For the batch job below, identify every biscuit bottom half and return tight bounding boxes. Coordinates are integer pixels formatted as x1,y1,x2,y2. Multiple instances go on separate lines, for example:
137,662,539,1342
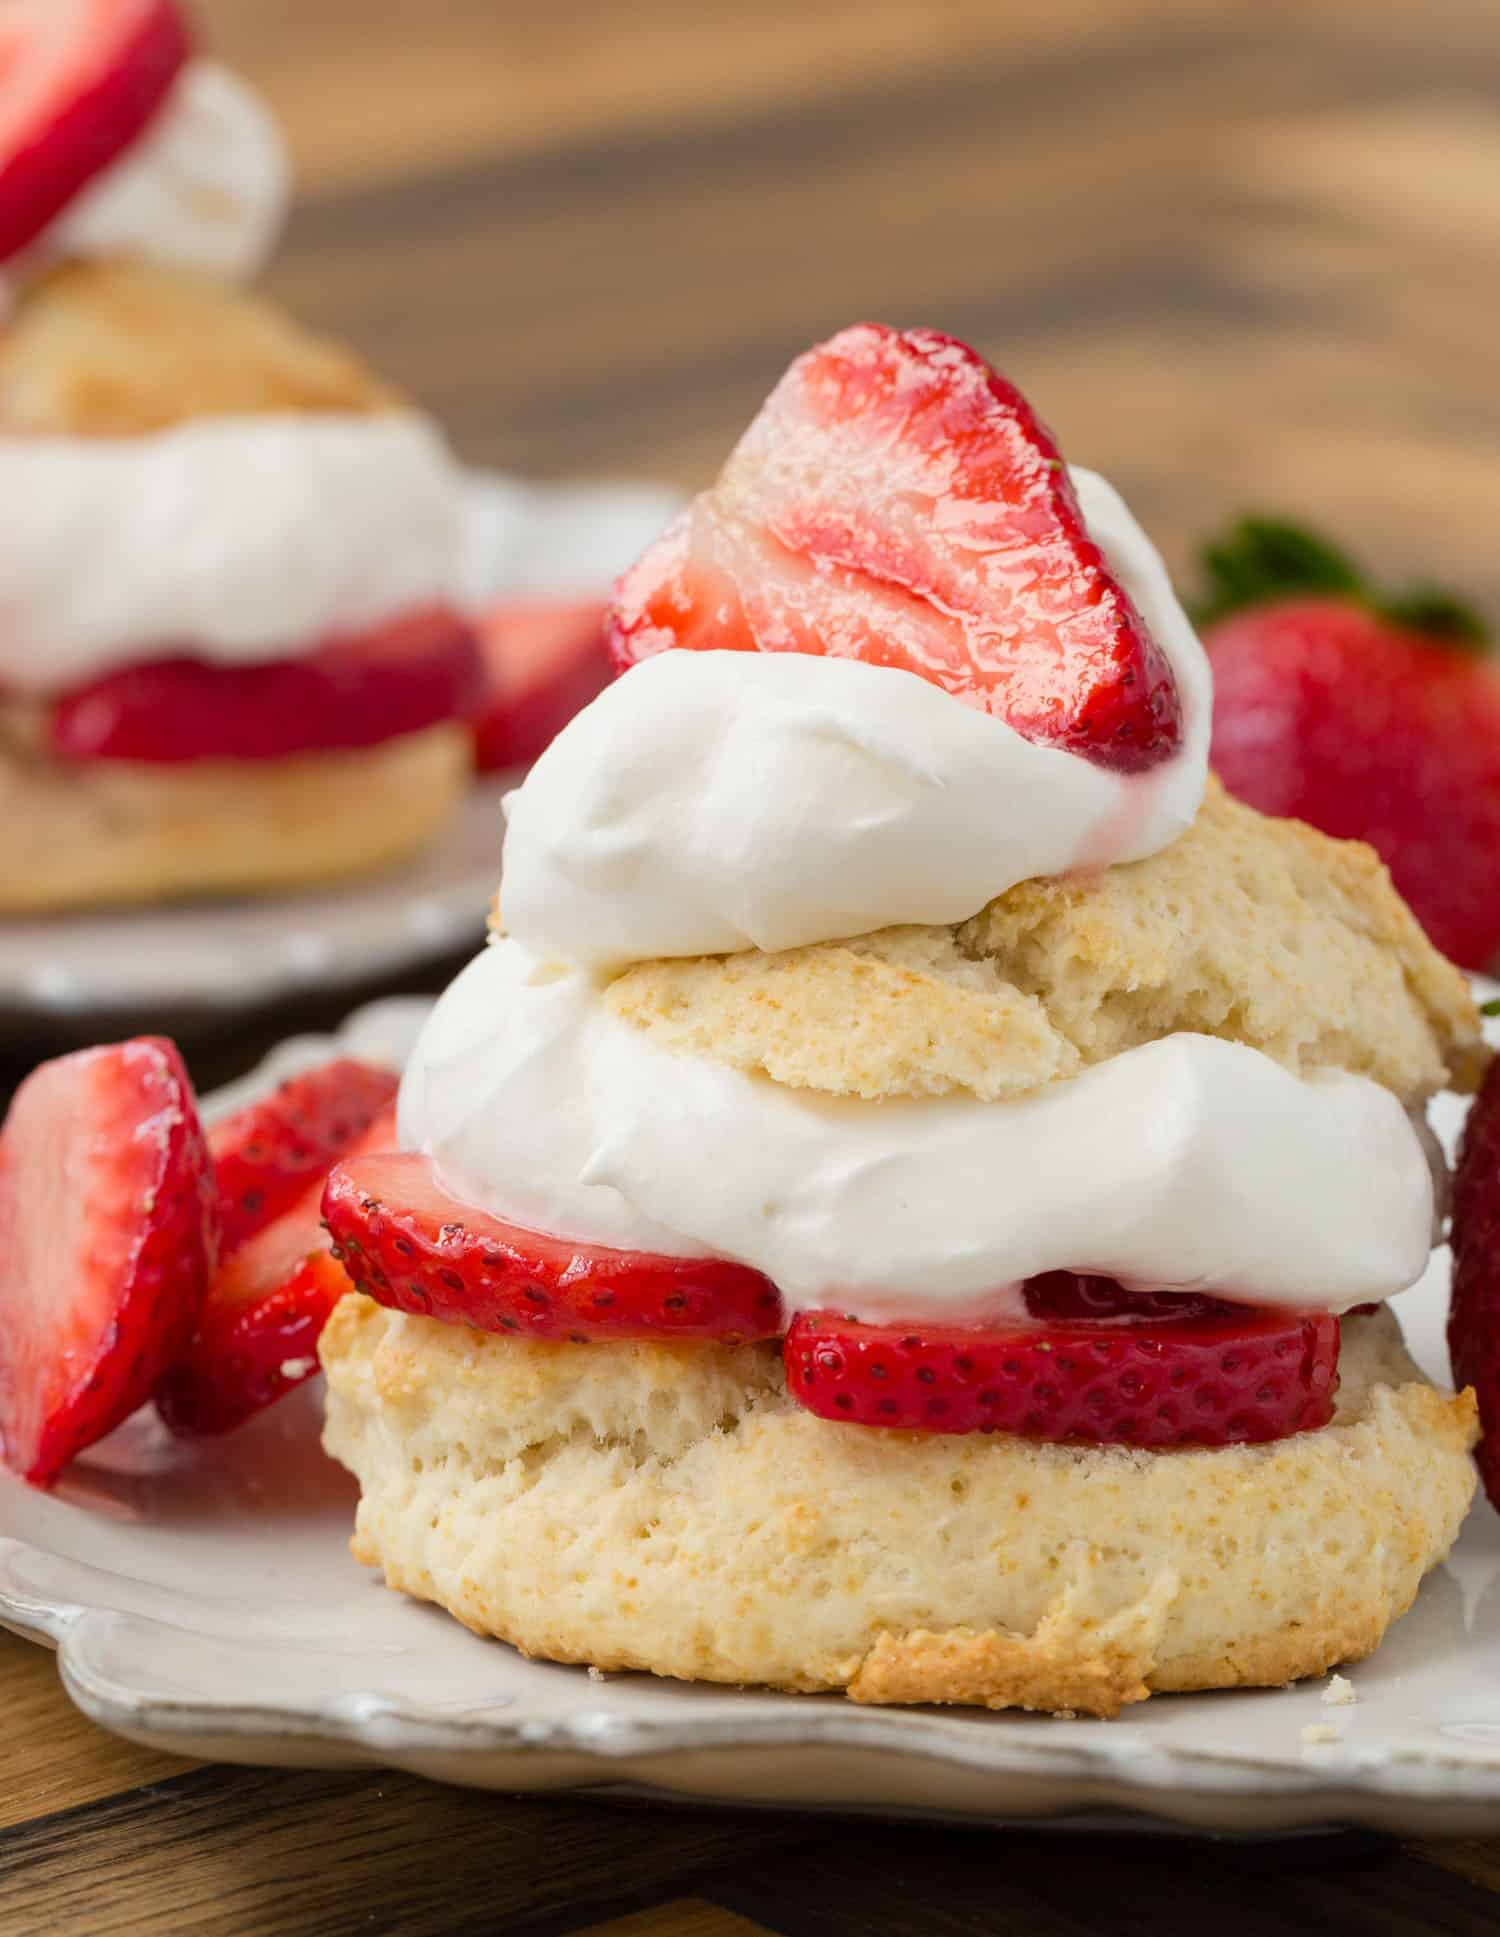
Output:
3,722,471,913
320,1296,1478,1717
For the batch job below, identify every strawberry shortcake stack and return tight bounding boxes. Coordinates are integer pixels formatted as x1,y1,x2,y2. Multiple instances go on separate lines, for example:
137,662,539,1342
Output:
319,326,1485,1715
0,1,481,909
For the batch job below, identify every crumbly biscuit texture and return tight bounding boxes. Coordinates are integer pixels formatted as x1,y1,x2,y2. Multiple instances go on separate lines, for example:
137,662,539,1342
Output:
0,719,470,912
320,1298,1476,1717
0,261,398,434
607,780,1484,1105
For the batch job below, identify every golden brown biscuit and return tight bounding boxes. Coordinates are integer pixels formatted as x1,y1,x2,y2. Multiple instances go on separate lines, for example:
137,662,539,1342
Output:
1,721,471,913
607,779,1485,1107
0,260,398,434
320,1297,1476,1718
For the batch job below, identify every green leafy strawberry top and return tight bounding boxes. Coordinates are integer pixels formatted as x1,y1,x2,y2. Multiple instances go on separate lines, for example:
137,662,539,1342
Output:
1193,517,1489,647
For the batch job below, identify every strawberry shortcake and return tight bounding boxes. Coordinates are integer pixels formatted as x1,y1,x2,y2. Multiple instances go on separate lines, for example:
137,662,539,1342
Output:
317,326,1484,1715
0,2,481,912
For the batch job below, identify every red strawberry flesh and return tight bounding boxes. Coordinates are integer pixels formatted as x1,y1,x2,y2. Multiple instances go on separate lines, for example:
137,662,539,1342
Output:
1449,1054,1500,1505
157,1105,399,1437
0,1036,216,1484
784,1293,1340,1446
322,1151,784,1342
0,0,191,262
211,1058,399,1257
49,605,484,764
610,324,1182,773
472,596,612,772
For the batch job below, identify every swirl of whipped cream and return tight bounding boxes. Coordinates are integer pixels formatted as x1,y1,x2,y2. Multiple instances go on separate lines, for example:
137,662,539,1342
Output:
40,61,290,282
500,467,1212,963
399,940,1436,1318
0,413,465,693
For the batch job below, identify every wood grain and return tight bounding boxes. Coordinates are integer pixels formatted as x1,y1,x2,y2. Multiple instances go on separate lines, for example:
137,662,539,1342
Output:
575,1904,773,1937
0,1770,813,1937
197,0,1500,620
0,1631,193,1832
6,1,1500,1930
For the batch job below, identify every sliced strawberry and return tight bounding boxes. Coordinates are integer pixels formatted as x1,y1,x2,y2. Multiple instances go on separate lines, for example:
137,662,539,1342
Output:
471,596,611,772
1449,1056,1500,1506
0,1036,216,1485
609,323,1181,773
211,1058,399,1257
157,1105,398,1437
0,0,190,263
784,1286,1340,1446
322,1150,783,1342
49,605,484,765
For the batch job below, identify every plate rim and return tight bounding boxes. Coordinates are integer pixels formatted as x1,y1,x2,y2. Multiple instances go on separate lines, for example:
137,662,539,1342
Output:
4,989,1500,1834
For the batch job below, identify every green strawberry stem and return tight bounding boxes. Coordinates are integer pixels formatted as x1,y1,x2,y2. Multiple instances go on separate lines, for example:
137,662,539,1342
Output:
1192,516,1489,647
1482,997,1500,1018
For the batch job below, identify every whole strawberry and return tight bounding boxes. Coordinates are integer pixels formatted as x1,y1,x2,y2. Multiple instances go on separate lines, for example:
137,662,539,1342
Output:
1198,519,1500,971
1450,1042,1500,1508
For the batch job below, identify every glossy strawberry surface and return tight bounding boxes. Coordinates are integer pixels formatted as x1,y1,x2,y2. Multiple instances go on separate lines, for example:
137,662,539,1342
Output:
1449,1055,1500,1507
158,1106,398,1437
322,1151,784,1342
0,1036,216,1484
1210,596,1500,970
1199,518,1500,970
784,1288,1340,1446
50,605,484,764
211,1058,399,1256
610,324,1181,772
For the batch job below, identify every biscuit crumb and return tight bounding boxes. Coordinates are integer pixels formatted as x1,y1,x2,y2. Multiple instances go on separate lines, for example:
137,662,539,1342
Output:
319,1294,1478,1717
1322,1673,1358,1706
1301,1723,1342,1745
610,779,1486,1107
280,1357,318,1381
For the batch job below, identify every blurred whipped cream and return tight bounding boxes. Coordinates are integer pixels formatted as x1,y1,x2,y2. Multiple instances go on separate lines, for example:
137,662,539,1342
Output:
500,467,1213,963
39,62,290,282
0,414,464,692
401,939,1436,1317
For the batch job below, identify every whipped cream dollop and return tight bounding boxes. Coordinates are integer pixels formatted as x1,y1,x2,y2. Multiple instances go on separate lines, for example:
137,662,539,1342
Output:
501,467,1212,964
0,413,465,692
399,940,1436,1318
39,61,290,282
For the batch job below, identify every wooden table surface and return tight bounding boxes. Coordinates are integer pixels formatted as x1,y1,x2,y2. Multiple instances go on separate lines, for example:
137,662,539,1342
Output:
7,1,1500,1931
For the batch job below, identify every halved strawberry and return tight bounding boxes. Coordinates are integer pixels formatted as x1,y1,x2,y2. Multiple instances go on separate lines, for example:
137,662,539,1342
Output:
784,1284,1340,1446
1448,1055,1500,1506
211,1058,399,1257
0,0,190,263
322,1151,783,1342
609,324,1181,772
471,596,611,772
49,605,484,764
0,1036,216,1485
157,1106,398,1437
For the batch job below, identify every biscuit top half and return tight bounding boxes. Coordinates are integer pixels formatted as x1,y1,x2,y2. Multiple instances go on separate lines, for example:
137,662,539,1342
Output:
0,260,398,435
602,780,1486,1111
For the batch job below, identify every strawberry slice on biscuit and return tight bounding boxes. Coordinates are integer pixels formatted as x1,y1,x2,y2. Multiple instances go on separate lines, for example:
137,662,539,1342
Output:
322,1151,784,1343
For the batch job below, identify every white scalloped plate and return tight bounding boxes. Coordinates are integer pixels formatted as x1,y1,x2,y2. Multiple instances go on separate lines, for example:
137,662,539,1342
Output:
3,993,1500,1835
0,473,679,1030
